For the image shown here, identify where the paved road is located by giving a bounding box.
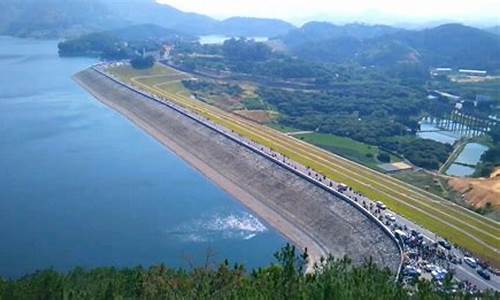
[339,187,500,291]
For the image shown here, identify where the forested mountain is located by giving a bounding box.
[392,24,500,69]
[104,0,218,36]
[0,0,126,38]
[105,1,296,36]
[0,0,295,38]
[283,23,500,71]
[58,24,191,58]
[281,21,401,48]
[109,24,190,42]
[216,17,295,37]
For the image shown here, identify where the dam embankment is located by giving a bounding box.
[74,68,401,272]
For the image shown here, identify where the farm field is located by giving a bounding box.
[108,64,500,266]
[294,132,398,170]
[393,171,450,199]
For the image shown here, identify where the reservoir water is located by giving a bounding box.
[445,143,489,177]
[199,35,268,45]
[417,123,460,145]
[0,36,285,278]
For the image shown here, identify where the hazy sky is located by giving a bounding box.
[158,0,500,25]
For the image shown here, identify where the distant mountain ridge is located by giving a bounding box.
[0,0,126,38]
[280,21,402,48]
[3,0,499,72]
[106,0,295,37]
[216,17,295,37]
[0,0,295,38]
[281,22,500,71]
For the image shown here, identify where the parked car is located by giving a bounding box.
[464,257,477,268]
[376,201,386,210]
[438,240,452,250]
[477,269,491,280]
[385,213,396,222]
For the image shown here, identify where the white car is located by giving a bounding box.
[463,257,477,268]
[385,213,396,222]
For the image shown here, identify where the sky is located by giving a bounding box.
[158,0,500,26]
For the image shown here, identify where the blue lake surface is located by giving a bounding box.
[454,143,489,166]
[445,143,489,177]
[445,164,476,177]
[417,123,460,145]
[0,36,285,278]
[199,35,268,45]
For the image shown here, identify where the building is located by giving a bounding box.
[378,162,413,173]
[430,67,453,77]
[458,69,487,76]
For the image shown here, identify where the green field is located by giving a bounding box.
[295,133,398,169]
[267,124,301,133]
[393,171,448,198]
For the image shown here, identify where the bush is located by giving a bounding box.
[377,152,391,163]
[130,55,155,69]
[1,244,498,299]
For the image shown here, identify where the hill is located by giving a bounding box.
[104,0,218,36]
[57,24,192,58]
[392,23,500,70]
[0,0,126,38]
[282,23,500,71]
[109,23,191,42]
[1,0,296,39]
[107,2,296,36]
[281,21,401,48]
[216,17,295,37]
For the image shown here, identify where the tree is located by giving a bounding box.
[377,152,391,163]
[130,55,155,69]
[222,38,271,62]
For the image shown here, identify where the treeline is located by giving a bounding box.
[130,56,155,69]
[1,245,497,299]
[259,86,452,169]
[222,38,272,62]
[477,124,500,176]
[58,32,131,59]
[58,24,189,60]
[381,137,452,170]
[174,38,339,83]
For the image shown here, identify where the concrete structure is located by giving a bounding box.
[378,162,413,173]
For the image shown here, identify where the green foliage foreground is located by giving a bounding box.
[0,244,498,299]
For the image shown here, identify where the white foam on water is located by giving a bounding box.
[167,212,267,242]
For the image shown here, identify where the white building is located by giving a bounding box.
[458,69,487,76]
